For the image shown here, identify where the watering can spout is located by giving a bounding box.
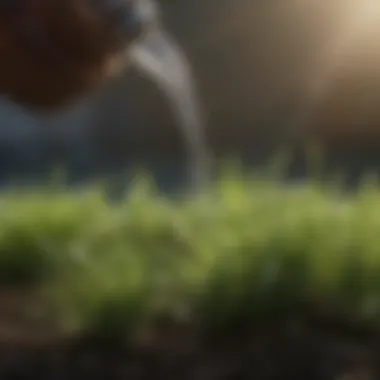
[94,0,157,45]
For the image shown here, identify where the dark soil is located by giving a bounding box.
[0,290,380,380]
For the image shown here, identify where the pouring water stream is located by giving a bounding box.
[127,1,211,190]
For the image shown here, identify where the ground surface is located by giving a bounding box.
[0,299,379,380]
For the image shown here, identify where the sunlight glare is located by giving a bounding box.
[343,0,380,37]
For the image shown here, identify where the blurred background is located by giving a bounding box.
[2,0,380,190]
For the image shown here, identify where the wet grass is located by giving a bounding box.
[1,170,380,342]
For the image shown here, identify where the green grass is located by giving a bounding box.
[2,172,380,340]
